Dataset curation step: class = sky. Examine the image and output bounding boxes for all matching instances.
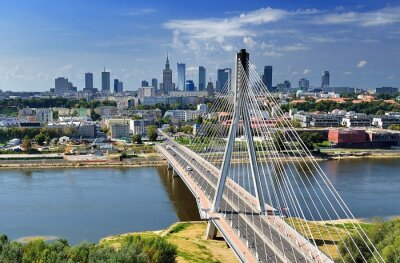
[0,0,399,92]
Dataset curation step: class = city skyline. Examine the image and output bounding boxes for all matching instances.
[0,0,399,91]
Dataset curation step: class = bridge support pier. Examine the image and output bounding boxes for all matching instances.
[172,168,179,177]
[205,220,218,240]
[167,162,173,170]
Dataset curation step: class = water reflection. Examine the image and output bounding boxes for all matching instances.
[156,166,201,221]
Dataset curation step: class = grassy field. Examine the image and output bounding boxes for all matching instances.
[285,218,371,261]
[101,222,237,263]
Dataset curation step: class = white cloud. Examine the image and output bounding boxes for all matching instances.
[280,43,309,51]
[303,69,311,74]
[313,6,400,27]
[243,36,256,48]
[172,30,184,49]
[128,8,156,16]
[222,44,235,52]
[260,41,274,49]
[164,7,288,42]
[263,50,283,57]
[357,60,367,68]
[186,66,198,72]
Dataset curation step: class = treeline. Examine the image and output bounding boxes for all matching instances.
[0,127,76,144]
[283,100,400,115]
[339,219,400,262]
[0,98,116,110]
[0,234,177,263]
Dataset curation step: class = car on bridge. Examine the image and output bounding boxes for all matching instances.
[186,166,193,171]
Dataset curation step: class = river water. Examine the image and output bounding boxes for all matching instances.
[0,159,399,244]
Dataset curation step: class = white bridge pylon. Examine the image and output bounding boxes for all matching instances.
[213,49,265,213]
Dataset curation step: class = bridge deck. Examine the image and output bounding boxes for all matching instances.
[157,133,333,263]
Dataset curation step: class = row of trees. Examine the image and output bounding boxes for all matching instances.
[131,125,159,144]
[0,127,76,144]
[0,234,177,263]
[0,98,116,110]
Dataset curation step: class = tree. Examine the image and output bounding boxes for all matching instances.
[132,134,142,144]
[90,110,101,121]
[388,124,400,131]
[299,132,324,150]
[35,133,47,146]
[338,219,400,263]
[21,135,31,151]
[291,119,301,128]
[271,131,285,152]
[132,114,143,120]
[195,115,203,124]
[166,125,175,133]
[52,110,59,120]
[147,125,158,141]
[181,125,193,135]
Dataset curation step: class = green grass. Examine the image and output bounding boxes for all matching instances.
[169,223,191,234]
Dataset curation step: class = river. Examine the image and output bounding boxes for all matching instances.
[0,158,399,244]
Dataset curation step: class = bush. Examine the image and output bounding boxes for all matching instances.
[0,234,177,263]
[338,219,400,262]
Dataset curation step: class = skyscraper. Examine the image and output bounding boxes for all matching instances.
[101,68,110,93]
[198,66,206,91]
[299,78,310,91]
[141,80,149,87]
[321,70,330,89]
[55,77,68,94]
[114,79,119,93]
[262,66,273,91]
[118,81,123,93]
[151,78,158,91]
[177,63,185,91]
[216,68,231,92]
[85,73,93,90]
[185,80,195,91]
[207,79,214,96]
[160,53,174,93]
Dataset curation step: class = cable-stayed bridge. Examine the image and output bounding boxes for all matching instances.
[156,49,384,263]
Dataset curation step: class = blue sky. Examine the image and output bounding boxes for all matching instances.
[0,0,399,91]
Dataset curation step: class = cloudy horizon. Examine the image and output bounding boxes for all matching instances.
[0,0,399,92]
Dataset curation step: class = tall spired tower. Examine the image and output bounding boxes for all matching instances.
[161,53,174,94]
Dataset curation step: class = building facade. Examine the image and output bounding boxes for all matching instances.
[262,66,273,91]
[185,80,195,91]
[177,63,186,91]
[160,54,174,94]
[321,71,330,88]
[55,77,68,94]
[85,73,93,90]
[102,69,110,93]
[198,66,206,91]
[130,119,151,137]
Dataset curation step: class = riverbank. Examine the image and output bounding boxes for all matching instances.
[1,147,400,170]
[0,156,168,169]
[101,221,237,263]
[321,148,400,159]
[95,218,371,262]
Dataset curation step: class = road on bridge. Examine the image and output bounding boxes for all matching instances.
[157,131,332,263]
